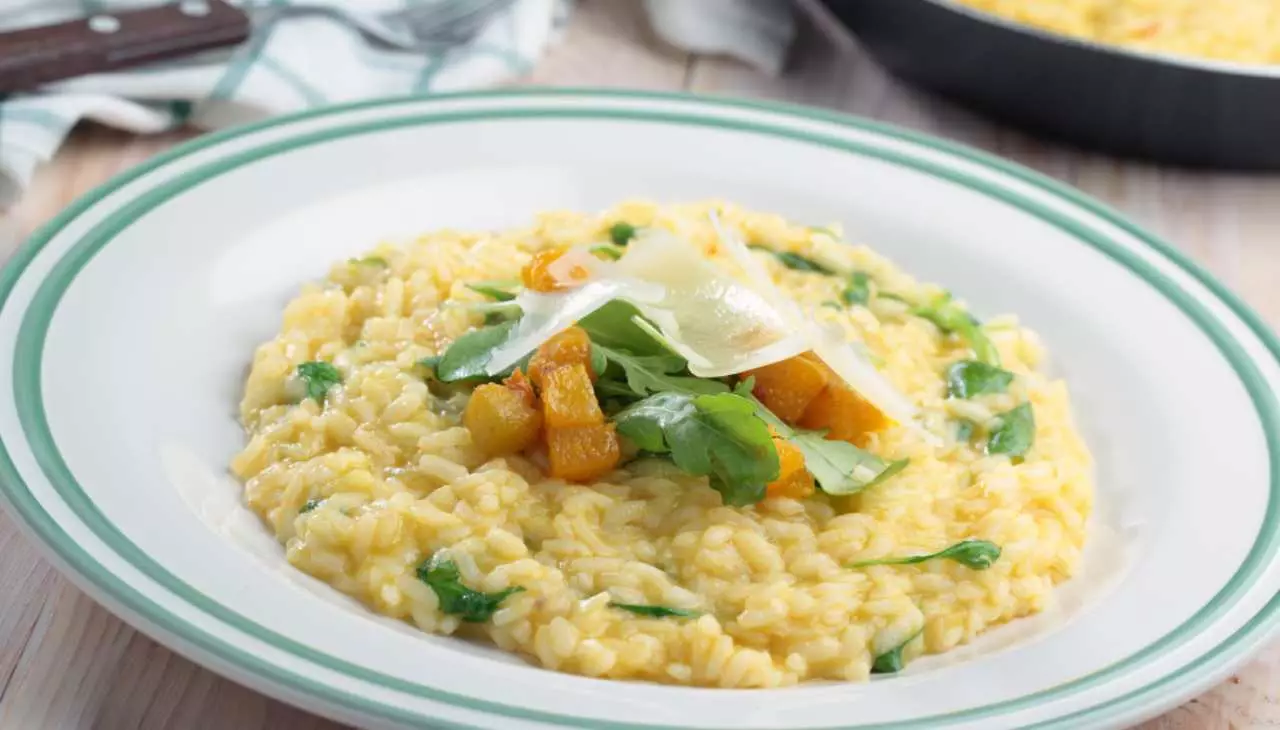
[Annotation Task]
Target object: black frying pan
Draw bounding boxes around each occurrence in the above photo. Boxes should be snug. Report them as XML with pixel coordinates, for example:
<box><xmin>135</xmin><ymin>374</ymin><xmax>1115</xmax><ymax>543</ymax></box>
<box><xmin>819</xmin><ymin>0</ymin><xmax>1280</xmax><ymax>169</ymax></box>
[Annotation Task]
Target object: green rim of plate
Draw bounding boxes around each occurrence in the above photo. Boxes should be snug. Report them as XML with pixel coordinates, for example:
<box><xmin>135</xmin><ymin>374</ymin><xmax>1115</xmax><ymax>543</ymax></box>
<box><xmin>1</xmin><ymin>91</ymin><xmax>1278</xmax><ymax>730</ymax></box>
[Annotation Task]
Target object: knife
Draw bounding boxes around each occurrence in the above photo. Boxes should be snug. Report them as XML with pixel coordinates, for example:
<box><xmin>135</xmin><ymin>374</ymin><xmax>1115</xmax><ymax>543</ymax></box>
<box><xmin>0</xmin><ymin>1</ymin><xmax>251</xmax><ymax>93</ymax></box>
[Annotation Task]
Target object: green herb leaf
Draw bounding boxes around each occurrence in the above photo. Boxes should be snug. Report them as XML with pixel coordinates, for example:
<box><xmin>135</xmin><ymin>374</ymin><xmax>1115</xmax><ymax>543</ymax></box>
<box><xmin>299</xmin><ymin>498</ymin><xmax>323</xmax><ymax>514</ymax></box>
<box><xmin>590</xmin><ymin>345</ymin><xmax>609</xmax><ymax>380</ymax></box>
<box><xmin>609</xmin><ymin>222</ymin><xmax>637</xmax><ymax>246</ymax></box>
<box><xmin>954</xmin><ymin>419</ymin><xmax>976</xmax><ymax>443</ymax></box>
<box><xmin>871</xmin><ymin>627</ymin><xmax>924</xmax><ymax>674</ymax></box>
<box><xmin>614</xmin><ymin>392</ymin><xmax>779</xmax><ymax>506</ymax></box>
<box><xmin>434</xmin><ymin>322</ymin><xmax>516</xmax><ymax>382</ymax></box>
<box><xmin>589</xmin><ymin>244</ymin><xmax>623</xmax><ymax>261</ymax></box>
<box><xmin>851</xmin><ymin>539</ymin><xmax>1002</xmax><ymax>570</ymax></box>
<box><xmin>466</xmin><ymin>282</ymin><xmax>517</xmax><ymax>302</ymax></box>
<box><xmin>841</xmin><ymin>272</ymin><xmax>871</xmax><ymax>306</ymax></box>
<box><xmin>579</xmin><ymin>301</ymin><xmax>668</xmax><ymax>356</ymax></box>
<box><xmin>297</xmin><ymin>361</ymin><xmax>342</xmax><ymax>403</ymax></box>
<box><xmin>914</xmin><ymin>297</ymin><xmax>1000</xmax><ymax>366</ymax></box>
<box><xmin>744</xmin><ymin>396</ymin><xmax>906</xmax><ymax>497</ymax></box>
<box><xmin>945</xmin><ymin>360</ymin><xmax>1013</xmax><ymax>399</ymax></box>
<box><xmin>987</xmin><ymin>403</ymin><xmax>1035</xmax><ymax>458</ymax></box>
<box><xmin>594</xmin><ymin>344</ymin><xmax>729</xmax><ymax>399</ymax></box>
<box><xmin>351</xmin><ymin>255</ymin><xmax>389</xmax><ymax>267</ymax></box>
<box><xmin>748</xmin><ymin>244</ymin><xmax>835</xmax><ymax>274</ymax></box>
<box><xmin>609</xmin><ymin>602</ymin><xmax>701</xmax><ymax>619</ymax></box>
<box><xmin>788</xmin><ymin>433</ymin><xmax>907</xmax><ymax>496</ymax></box>
<box><xmin>417</xmin><ymin>552</ymin><xmax>524</xmax><ymax>623</ymax></box>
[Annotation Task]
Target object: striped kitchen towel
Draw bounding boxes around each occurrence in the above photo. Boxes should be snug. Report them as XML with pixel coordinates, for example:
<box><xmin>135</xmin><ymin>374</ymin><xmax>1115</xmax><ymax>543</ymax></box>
<box><xmin>0</xmin><ymin>0</ymin><xmax>571</xmax><ymax>204</ymax></box>
<box><xmin>0</xmin><ymin>0</ymin><xmax>793</xmax><ymax>206</ymax></box>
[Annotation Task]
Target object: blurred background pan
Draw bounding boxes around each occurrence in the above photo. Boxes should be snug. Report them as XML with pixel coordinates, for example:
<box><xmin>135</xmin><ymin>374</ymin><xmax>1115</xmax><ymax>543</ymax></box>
<box><xmin>818</xmin><ymin>0</ymin><xmax>1280</xmax><ymax>170</ymax></box>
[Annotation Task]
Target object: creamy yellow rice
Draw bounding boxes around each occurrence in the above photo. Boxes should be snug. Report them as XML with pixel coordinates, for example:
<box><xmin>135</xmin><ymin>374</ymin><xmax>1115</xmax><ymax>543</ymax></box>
<box><xmin>955</xmin><ymin>0</ymin><xmax>1280</xmax><ymax>64</ymax></box>
<box><xmin>230</xmin><ymin>201</ymin><xmax>1093</xmax><ymax>687</ymax></box>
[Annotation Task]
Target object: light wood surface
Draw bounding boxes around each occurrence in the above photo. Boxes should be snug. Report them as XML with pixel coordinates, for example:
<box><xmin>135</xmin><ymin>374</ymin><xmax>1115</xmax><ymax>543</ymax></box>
<box><xmin>1</xmin><ymin>1</ymin><xmax>1277</xmax><ymax>728</ymax></box>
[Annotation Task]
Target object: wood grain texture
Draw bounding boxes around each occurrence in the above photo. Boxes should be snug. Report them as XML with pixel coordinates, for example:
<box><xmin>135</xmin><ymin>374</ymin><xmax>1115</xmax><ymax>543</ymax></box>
<box><xmin>0</xmin><ymin>0</ymin><xmax>1275</xmax><ymax>727</ymax></box>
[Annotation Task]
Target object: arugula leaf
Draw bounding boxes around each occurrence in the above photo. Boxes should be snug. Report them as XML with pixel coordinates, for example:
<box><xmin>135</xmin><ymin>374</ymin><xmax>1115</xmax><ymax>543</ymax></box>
<box><xmin>954</xmin><ymin>419</ymin><xmax>976</xmax><ymax>443</ymax></box>
<box><xmin>614</xmin><ymin>392</ymin><xmax>779</xmax><ymax>506</ymax></box>
<box><xmin>945</xmin><ymin>360</ymin><xmax>1013</xmax><ymax>399</ymax></box>
<box><xmin>434</xmin><ymin>322</ymin><xmax>516</xmax><ymax>382</ymax></box>
<box><xmin>871</xmin><ymin>627</ymin><xmax>924</xmax><ymax>674</ymax></box>
<box><xmin>417</xmin><ymin>552</ymin><xmax>524</xmax><ymax>623</ymax></box>
<box><xmin>590</xmin><ymin>345</ymin><xmax>609</xmax><ymax>379</ymax></box>
<box><xmin>609</xmin><ymin>222</ymin><xmax>638</xmax><ymax>246</ymax></box>
<box><xmin>594</xmin><ymin>344</ymin><xmax>729</xmax><ymax>399</ymax></box>
<box><xmin>851</xmin><ymin>539</ymin><xmax>1002</xmax><ymax>570</ymax></box>
<box><xmin>914</xmin><ymin>296</ymin><xmax>1000</xmax><ymax>366</ymax></box>
<box><xmin>748</xmin><ymin>244</ymin><xmax>835</xmax><ymax>274</ymax></box>
<box><xmin>841</xmin><ymin>271</ymin><xmax>871</xmax><ymax>306</ymax></box>
<box><xmin>466</xmin><ymin>281</ymin><xmax>517</xmax><ymax>302</ymax></box>
<box><xmin>987</xmin><ymin>403</ymin><xmax>1035</xmax><ymax>458</ymax></box>
<box><xmin>744</xmin><ymin>395</ymin><xmax>906</xmax><ymax>497</ymax></box>
<box><xmin>589</xmin><ymin>244</ymin><xmax>623</xmax><ymax>261</ymax></box>
<box><xmin>609</xmin><ymin>602</ymin><xmax>701</xmax><ymax>619</ymax></box>
<box><xmin>579</xmin><ymin>301</ymin><xmax>668</xmax><ymax>355</ymax></box>
<box><xmin>299</xmin><ymin>498</ymin><xmax>323</xmax><ymax>514</ymax></box>
<box><xmin>297</xmin><ymin>361</ymin><xmax>342</xmax><ymax>403</ymax></box>
<box><xmin>788</xmin><ymin>433</ymin><xmax>907</xmax><ymax>496</ymax></box>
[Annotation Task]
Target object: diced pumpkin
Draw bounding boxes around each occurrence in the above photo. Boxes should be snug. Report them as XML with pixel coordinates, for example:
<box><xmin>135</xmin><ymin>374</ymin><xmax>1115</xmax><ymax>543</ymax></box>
<box><xmin>542</xmin><ymin>363</ymin><xmax>604</xmax><ymax>428</ymax></box>
<box><xmin>547</xmin><ymin>423</ymin><xmax>621</xmax><ymax>481</ymax></box>
<box><xmin>522</xmin><ymin>248</ymin><xmax>566</xmax><ymax>292</ymax></box>
<box><xmin>529</xmin><ymin>325</ymin><xmax>595</xmax><ymax>388</ymax></box>
<box><xmin>766</xmin><ymin>436</ymin><xmax>814</xmax><ymax>499</ymax></box>
<box><xmin>744</xmin><ymin>353</ymin><xmax>831</xmax><ymax>423</ymax></box>
<box><xmin>463</xmin><ymin>382</ymin><xmax>542</xmax><ymax>457</ymax></box>
<box><xmin>521</xmin><ymin>247</ymin><xmax>590</xmax><ymax>293</ymax></box>
<box><xmin>798</xmin><ymin>381</ymin><xmax>889</xmax><ymax>447</ymax></box>
<box><xmin>503</xmin><ymin>368</ymin><xmax>537</xmax><ymax>406</ymax></box>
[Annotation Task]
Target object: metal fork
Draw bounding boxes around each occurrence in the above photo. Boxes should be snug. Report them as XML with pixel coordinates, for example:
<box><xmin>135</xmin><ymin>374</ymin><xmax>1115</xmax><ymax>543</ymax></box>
<box><xmin>258</xmin><ymin>0</ymin><xmax>516</xmax><ymax>53</ymax></box>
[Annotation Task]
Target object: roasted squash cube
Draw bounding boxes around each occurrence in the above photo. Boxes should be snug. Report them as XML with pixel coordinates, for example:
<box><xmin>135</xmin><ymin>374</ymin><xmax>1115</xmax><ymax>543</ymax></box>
<box><xmin>547</xmin><ymin>423</ymin><xmax>621</xmax><ymax>481</ymax></box>
<box><xmin>766</xmin><ymin>436</ymin><xmax>814</xmax><ymax>499</ymax></box>
<box><xmin>503</xmin><ymin>368</ymin><xmax>537</xmax><ymax>406</ymax></box>
<box><xmin>463</xmin><ymin>382</ymin><xmax>542</xmax><ymax>457</ymax></box>
<box><xmin>521</xmin><ymin>248</ymin><xmax>590</xmax><ymax>293</ymax></box>
<box><xmin>542</xmin><ymin>363</ymin><xmax>604</xmax><ymax>428</ymax></box>
<box><xmin>798</xmin><ymin>382</ymin><xmax>889</xmax><ymax>447</ymax></box>
<box><xmin>744</xmin><ymin>354</ymin><xmax>831</xmax><ymax>423</ymax></box>
<box><xmin>529</xmin><ymin>326</ymin><xmax>595</xmax><ymax>388</ymax></box>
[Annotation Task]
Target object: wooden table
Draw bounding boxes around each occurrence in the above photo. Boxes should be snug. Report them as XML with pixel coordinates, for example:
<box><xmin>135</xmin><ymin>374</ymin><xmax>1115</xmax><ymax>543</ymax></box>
<box><xmin>1</xmin><ymin>1</ymin><xmax>1277</xmax><ymax>727</ymax></box>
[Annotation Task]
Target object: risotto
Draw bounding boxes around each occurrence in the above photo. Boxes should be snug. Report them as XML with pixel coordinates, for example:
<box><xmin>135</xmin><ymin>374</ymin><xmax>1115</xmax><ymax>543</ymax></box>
<box><xmin>954</xmin><ymin>0</ymin><xmax>1280</xmax><ymax>64</ymax></box>
<box><xmin>231</xmin><ymin>201</ymin><xmax>1093</xmax><ymax>687</ymax></box>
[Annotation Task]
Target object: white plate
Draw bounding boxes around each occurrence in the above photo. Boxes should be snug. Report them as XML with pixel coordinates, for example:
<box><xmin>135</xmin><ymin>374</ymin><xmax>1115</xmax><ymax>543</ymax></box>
<box><xmin>0</xmin><ymin>90</ymin><xmax>1277</xmax><ymax>730</ymax></box>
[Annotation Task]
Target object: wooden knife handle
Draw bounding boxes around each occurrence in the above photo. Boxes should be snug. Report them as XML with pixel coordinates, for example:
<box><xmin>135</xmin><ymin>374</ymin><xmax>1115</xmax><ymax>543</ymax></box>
<box><xmin>0</xmin><ymin>0</ymin><xmax>250</xmax><ymax>92</ymax></box>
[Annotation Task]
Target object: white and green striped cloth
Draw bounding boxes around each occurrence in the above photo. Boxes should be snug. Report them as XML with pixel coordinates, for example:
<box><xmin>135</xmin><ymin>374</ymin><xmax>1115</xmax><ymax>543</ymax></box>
<box><xmin>0</xmin><ymin>0</ymin><xmax>793</xmax><ymax>205</ymax></box>
<box><xmin>0</xmin><ymin>0</ymin><xmax>571</xmax><ymax>203</ymax></box>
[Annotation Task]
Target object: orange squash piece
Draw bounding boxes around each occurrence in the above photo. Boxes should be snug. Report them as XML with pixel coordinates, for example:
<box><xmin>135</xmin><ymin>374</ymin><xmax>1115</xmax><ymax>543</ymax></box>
<box><xmin>547</xmin><ymin>423</ymin><xmax>621</xmax><ymax>481</ymax></box>
<box><xmin>529</xmin><ymin>326</ymin><xmax>595</xmax><ymax>388</ymax></box>
<box><xmin>542</xmin><ymin>363</ymin><xmax>604</xmax><ymax>429</ymax></box>
<box><xmin>463</xmin><ymin>380</ymin><xmax>543</xmax><ymax>457</ymax></box>
<box><xmin>766</xmin><ymin>436</ymin><xmax>814</xmax><ymax>499</ymax></box>
<box><xmin>798</xmin><ymin>381</ymin><xmax>889</xmax><ymax>447</ymax></box>
<box><xmin>522</xmin><ymin>248</ymin><xmax>590</xmax><ymax>293</ymax></box>
<box><xmin>744</xmin><ymin>354</ymin><xmax>831</xmax><ymax>423</ymax></box>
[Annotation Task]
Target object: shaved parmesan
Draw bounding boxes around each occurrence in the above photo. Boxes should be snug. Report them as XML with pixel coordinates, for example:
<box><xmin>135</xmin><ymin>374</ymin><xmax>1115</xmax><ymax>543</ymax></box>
<box><xmin>709</xmin><ymin>212</ymin><xmax>921</xmax><ymax>429</ymax></box>
<box><xmin>612</xmin><ymin>230</ymin><xmax>808</xmax><ymax>377</ymax></box>
<box><xmin>484</xmin><ymin>278</ymin><xmax>665</xmax><ymax>375</ymax></box>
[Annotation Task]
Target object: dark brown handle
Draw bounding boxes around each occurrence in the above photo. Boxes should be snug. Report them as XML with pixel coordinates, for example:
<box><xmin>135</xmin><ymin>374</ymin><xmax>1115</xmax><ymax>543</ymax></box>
<box><xmin>0</xmin><ymin>0</ymin><xmax>251</xmax><ymax>92</ymax></box>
